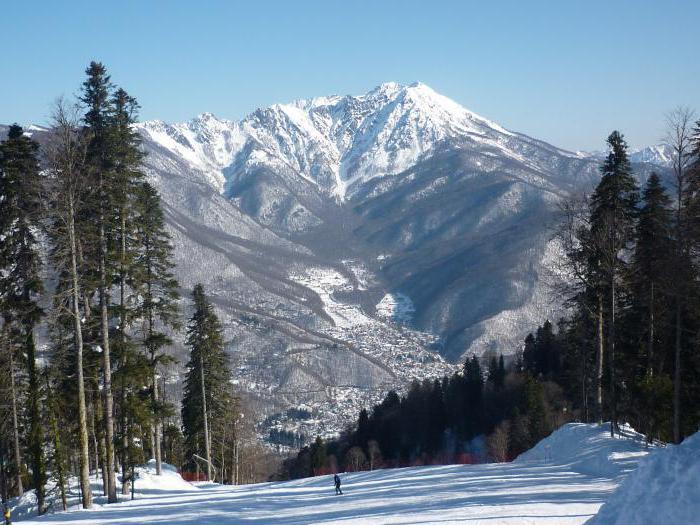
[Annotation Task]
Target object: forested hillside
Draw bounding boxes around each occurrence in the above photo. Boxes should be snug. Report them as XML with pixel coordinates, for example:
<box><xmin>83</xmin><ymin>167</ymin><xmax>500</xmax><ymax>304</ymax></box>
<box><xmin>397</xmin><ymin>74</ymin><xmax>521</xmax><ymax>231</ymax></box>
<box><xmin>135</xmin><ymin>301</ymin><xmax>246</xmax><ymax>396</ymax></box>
<box><xmin>284</xmin><ymin>122</ymin><xmax>700</xmax><ymax>477</ymax></box>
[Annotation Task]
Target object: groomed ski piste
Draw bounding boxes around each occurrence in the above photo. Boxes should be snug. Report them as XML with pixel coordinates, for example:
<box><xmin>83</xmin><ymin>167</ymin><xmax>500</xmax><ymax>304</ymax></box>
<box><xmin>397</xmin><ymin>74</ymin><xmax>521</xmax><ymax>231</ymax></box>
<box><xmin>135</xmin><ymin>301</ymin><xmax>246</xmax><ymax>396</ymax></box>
<box><xmin>10</xmin><ymin>423</ymin><xmax>700</xmax><ymax>524</ymax></box>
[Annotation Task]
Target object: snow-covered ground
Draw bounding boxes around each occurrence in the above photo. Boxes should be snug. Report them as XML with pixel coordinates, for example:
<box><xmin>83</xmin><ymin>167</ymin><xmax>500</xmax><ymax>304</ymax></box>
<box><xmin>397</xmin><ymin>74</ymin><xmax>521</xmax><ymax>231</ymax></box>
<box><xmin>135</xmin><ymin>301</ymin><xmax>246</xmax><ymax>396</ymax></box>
<box><xmin>589</xmin><ymin>429</ymin><xmax>700</xmax><ymax>525</ymax></box>
<box><xmin>13</xmin><ymin>423</ymin><xmax>690</xmax><ymax>524</ymax></box>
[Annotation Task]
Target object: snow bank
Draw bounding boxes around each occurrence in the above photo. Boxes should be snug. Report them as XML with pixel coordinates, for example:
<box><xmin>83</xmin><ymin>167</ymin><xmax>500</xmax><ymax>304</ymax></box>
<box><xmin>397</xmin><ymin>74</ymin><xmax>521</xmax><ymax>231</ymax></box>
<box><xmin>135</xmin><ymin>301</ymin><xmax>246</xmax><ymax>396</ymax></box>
<box><xmin>134</xmin><ymin>460</ymin><xmax>195</xmax><ymax>492</ymax></box>
<box><xmin>588</xmin><ymin>431</ymin><xmax>700</xmax><ymax>525</ymax></box>
<box><xmin>8</xmin><ymin>461</ymin><xmax>194</xmax><ymax>521</ymax></box>
<box><xmin>516</xmin><ymin>422</ymin><xmax>652</xmax><ymax>477</ymax></box>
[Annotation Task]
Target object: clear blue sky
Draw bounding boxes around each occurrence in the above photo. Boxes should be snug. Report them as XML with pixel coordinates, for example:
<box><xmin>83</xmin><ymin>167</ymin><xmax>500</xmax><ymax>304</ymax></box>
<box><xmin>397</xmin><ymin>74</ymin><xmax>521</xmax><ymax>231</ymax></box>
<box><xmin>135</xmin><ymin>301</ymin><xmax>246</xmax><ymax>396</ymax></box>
<box><xmin>2</xmin><ymin>0</ymin><xmax>698</xmax><ymax>151</ymax></box>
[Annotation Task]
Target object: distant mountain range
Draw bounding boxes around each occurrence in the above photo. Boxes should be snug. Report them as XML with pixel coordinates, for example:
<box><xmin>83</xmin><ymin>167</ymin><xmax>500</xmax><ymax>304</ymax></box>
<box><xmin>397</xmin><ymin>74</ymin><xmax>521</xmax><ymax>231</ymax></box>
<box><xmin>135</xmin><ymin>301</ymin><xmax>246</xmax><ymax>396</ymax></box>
<box><xmin>2</xmin><ymin>84</ymin><xmax>668</xmax><ymax>440</ymax></box>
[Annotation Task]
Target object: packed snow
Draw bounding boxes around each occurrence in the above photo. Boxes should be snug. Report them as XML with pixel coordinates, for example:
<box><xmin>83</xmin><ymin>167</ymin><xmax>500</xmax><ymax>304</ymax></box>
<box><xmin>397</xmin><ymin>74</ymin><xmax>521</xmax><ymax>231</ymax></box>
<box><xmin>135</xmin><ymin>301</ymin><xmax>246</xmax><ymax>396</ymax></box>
<box><xmin>13</xmin><ymin>423</ymin><xmax>673</xmax><ymax>524</ymax></box>
<box><xmin>515</xmin><ymin>422</ymin><xmax>653</xmax><ymax>478</ymax></box>
<box><xmin>589</xmin><ymin>430</ymin><xmax>700</xmax><ymax>525</ymax></box>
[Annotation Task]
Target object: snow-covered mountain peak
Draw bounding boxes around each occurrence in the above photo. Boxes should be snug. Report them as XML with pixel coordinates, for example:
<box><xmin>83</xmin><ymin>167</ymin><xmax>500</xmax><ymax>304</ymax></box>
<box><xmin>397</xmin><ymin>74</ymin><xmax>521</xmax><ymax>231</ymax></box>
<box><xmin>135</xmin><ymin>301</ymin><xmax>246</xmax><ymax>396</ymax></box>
<box><xmin>630</xmin><ymin>143</ymin><xmax>674</xmax><ymax>167</ymax></box>
<box><xmin>137</xmin><ymin>82</ymin><xmax>540</xmax><ymax>200</ymax></box>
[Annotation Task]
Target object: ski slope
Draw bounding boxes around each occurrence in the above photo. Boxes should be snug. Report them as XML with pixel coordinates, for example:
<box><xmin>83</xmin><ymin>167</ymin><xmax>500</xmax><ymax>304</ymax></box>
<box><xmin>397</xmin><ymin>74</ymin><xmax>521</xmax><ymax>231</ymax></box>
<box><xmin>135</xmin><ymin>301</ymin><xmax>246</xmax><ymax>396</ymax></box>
<box><xmin>13</xmin><ymin>424</ymin><xmax>668</xmax><ymax>524</ymax></box>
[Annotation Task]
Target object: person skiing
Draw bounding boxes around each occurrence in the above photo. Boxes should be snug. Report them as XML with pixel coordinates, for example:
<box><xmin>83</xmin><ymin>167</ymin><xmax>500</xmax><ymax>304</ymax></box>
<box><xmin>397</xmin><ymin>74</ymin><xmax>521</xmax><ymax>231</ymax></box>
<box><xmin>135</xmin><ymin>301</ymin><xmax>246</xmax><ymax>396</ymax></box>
<box><xmin>334</xmin><ymin>474</ymin><xmax>343</xmax><ymax>495</ymax></box>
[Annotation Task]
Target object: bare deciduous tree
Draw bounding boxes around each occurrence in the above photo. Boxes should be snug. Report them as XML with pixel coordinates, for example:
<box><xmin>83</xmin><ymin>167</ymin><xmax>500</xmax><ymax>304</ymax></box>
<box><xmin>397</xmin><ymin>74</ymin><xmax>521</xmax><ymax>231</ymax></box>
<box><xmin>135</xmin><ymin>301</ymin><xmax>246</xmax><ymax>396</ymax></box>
<box><xmin>345</xmin><ymin>446</ymin><xmax>366</xmax><ymax>472</ymax></box>
<box><xmin>45</xmin><ymin>99</ymin><xmax>93</xmax><ymax>508</ymax></box>
<box><xmin>367</xmin><ymin>440</ymin><xmax>381</xmax><ymax>471</ymax></box>
<box><xmin>487</xmin><ymin>420</ymin><xmax>511</xmax><ymax>462</ymax></box>
<box><xmin>664</xmin><ymin>106</ymin><xmax>696</xmax><ymax>444</ymax></box>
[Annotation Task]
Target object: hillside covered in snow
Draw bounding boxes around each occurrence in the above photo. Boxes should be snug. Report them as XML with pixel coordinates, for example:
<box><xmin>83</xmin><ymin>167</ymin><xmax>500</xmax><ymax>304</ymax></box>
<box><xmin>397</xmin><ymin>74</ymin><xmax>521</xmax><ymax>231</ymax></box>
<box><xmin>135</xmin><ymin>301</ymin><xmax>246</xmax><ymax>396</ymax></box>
<box><xmin>13</xmin><ymin>423</ymin><xmax>694</xmax><ymax>524</ymax></box>
<box><xmin>6</xmin><ymin>83</ymin><xmax>667</xmax><ymax>443</ymax></box>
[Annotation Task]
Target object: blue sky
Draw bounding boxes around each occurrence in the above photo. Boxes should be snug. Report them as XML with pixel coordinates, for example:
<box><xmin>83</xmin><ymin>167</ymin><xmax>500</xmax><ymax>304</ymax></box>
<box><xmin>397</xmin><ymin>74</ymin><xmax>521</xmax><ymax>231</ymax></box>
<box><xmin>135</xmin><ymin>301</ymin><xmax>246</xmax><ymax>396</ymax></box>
<box><xmin>2</xmin><ymin>0</ymin><xmax>698</xmax><ymax>150</ymax></box>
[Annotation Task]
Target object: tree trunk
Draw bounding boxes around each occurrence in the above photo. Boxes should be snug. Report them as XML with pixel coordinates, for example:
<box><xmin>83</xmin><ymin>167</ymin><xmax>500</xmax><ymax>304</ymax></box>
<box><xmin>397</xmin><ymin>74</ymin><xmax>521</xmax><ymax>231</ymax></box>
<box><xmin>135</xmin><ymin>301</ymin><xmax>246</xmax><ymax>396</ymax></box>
<box><xmin>581</xmin><ymin>337</ymin><xmax>589</xmax><ymax>422</ymax></box>
<box><xmin>69</xmin><ymin>195</ymin><xmax>93</xmax><ymax>508</ymax></box>
<box><xmin>200</xmin><ymin>355</ymin><xmax>212</xmax><ymax>481</ymax></box>
<box><xmin>119</xmin><ymin>211</ymin><xmax>131</xmax><ymax>494</ymax></box>
<box><xmin>595</xmin><ymin>293</ymin><xmax>605</xmax><ymax>424</ymax></box>
<box><xmin>220</xmin><ymin>424</ymin><xmax>226</xmax><ymax>484</ymax></box>
<box><xmin>647</xmin><ymin>283</ymin><xmax>655</xmax><ymax>377</ymax></box>
<box><xmin>99</xmin><ymin>434</ymin><xmax>108</xmax><ymax>497</ymax></box>
<box><xmin>47</xmin><ymin>380</ymin><xmax>68</xmax><ymax>512</ymax></box>
<box><xmin>89</xmin><ymin>390</ymin><xmax>99</xmax><ymax>477</ymax></box>
<box><xmin>99</xmin><ymin>206</ymin><xmax>117</xmax><ymax>502</ymax></box>
<box><xmin>25</xmin><ymin>326</ymin><xmax>45</xmax><ymax>514</ymax></box>
<box><xmin>8</xmin><ymin>351</ymin><xmax>24</xmax><ymax>497</ymax></box>
<box><xmin>153</xmin><ymin>372</ymin><xmax>162</xmax><ymax>476</ymax></box>
<box><xmin>120</xmin><ymin>400</ymin><xmax>129</xmax><ymax>495</ymax></box>
<box><xmin>609</xmin><ymin>273</ymin><xmax>616</xmax><ymax>438</ymax></box>
<box><xmin>673</xmin><ymin>300</ymin><xmax>682</xmax><ymax>443</ymax></box>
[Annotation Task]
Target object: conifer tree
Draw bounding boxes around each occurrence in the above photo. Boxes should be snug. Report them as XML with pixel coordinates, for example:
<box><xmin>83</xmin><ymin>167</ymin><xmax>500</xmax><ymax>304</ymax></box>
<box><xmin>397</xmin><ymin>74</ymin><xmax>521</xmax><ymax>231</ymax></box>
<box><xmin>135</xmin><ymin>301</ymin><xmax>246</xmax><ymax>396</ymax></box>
<box><xmin>487</xmin><ymin>354</ymin><xmax>506</xmax><ymax>389</ymax></box>
<box><xmin>132</xmin><ymin>181</ymin><xmax>180</xmax><ymax>475</ymax></box>
<box><xmin>0</xmin><ymin>125</ymin><xmax>46</xmax><ymax>513</ymax></box>
<box><xmin>80</xmin><ymin>61</ymin><xmax>119</xmax><ymax>502</ymax></box>
<box><xmin>462</xmin><ymin>356</ymin><xmax>484</xmax><ymax>437</ymax></box>
<box><xmin>628</xmin><ymin>173</ymin><xmax>673</xmax><ymax>378</ymax></box>
<box><xmin>182</xmin><ymin>284</ymin><xmax>230</xmax><ymax>480</ymax></box>
<box><xmin>108</xmin><ymin>87</ymin><xmax>146</xmax><ymax>490</ymax></box>
<box><xmin>589</xmin><ymin>131</ymin><xmax>638</xmax><ymax>434</ymax></box>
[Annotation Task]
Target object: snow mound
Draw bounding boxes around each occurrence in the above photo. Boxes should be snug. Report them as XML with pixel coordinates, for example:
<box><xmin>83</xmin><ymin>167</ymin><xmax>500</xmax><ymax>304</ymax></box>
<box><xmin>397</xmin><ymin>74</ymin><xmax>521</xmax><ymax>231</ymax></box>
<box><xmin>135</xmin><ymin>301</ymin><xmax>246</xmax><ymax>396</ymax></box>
<box><xmin>134</xmin><ymin>460</ymin><xmax>195</xmax><ymax>492</ymax></box>
<box><xmin>7</xmin><ymin>461</ymin><xmax>194</xmax><ymax>521</ymax></box>
<box><xmin>516</xmin><ymin>422</ymin><xmax>653</xmax><ymax>477</ymax></box>
<box><xmin>588</xmin><ymin>431</ymin><xmax>700</xmax><ymax>524</ymax></box>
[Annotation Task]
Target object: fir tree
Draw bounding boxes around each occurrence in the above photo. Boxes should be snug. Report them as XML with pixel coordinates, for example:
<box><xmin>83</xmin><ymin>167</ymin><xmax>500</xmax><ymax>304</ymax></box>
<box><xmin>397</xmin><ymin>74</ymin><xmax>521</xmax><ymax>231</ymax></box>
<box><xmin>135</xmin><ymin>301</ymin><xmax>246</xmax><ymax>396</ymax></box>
<box><xmin>0</xmin><ymin>125</ymin><xmax>46</xmax><ymax>513</ymax></box>
<box><xmin>487</xmin><ymin>354</ymin><xmax>506</xmax><ymax>390</ymax></box>
<box><xmin>589</xmin><ymin>131</ymin><xmax>638</xmax><ymax>435</ymax></box>
<box><xmin>80</xmin><ymin>61</ymin><xmax>119</xmax><ymax>502</ymax></box>
<box><xmin>628</xmin><ymin>173</ymin><xmax>673</xmax><ymax>377</ymax></box>
<box><xmin>310</xmin><ymin>437</ymin><xmax>327</xmax><ymax>475</ymax></box>
<box><xmin>463</xmin><ymin>356</ymin><xmax>484</xmax><ymax>438</ymax></box>
<box><xmin>522</xmin><ymin>333</ymin><xmax>537</xmax><ymax>376</ymax></box>
<box><xmin>181</xmin><ymin>284</ymin><xmax>231</xmax><ymax>480</ymax></box>
<box><xmin>107</xmin><ymin>87</ymin><xmax>147</xmax><ymax>490</ymax></box>
<box><xmin>132</xmin><ymin>181</ymin><xmax>180</xmax><ymax>476</ymax></box>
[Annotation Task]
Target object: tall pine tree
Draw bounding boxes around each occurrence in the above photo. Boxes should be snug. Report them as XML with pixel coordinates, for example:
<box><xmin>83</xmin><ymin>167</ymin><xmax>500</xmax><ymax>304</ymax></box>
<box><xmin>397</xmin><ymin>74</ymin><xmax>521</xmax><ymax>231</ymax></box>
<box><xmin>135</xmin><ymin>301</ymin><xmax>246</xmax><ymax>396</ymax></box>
<box><xmin>181</xmin><ymin>284</ymin><xmax>231</xmax><ymax>481</ymax></box>
<box><xmin>80</xmin><ymin>61</ymin><xmax>119</xmax><ymax>502</ymax></box>
<box><xmin>132</xmin><ymin>181</ymin><xmax>180</xmax><ymax>475</ymax></box>
<box><xmin>589</xmin><ymin>131</ymin><xmax>638</xmax><ymax>435</ymax></box>
<box><xmin>0</xmin><ymin>125</ymin><xmax>47</xmax><ymax>513</ymax></box>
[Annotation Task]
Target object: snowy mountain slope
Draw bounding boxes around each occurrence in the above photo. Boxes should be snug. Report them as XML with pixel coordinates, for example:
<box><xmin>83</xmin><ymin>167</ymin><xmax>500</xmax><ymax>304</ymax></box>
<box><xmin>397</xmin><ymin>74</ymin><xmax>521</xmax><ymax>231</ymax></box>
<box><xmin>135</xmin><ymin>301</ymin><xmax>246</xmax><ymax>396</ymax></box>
<box><xmin>140</xmin><ymin>137</ymin><xmax>456</xmax><ymax>440</ymax></box>
<box><xmin>0</xmin><ymin>121</ymin><xmax>454</xmax><ymax>443</ymax></box>
<box><xmin>629</xmin><ymin>143</ymin><xmax>674</xmax><ymax>167</ymax></box>
<box><xmin>136</xmin><ymin>82</ymin><xmax>608</xmax><ymax>364</ymax></box>
<box><xmin>4</xmin><ymin>84</ymin><xmax>671</xmax><ymax>441</ymax></box>
<box><xmin>14</xmin><ymin>423</ymin><xmax>656</xmax><ymax>524</ymax></box>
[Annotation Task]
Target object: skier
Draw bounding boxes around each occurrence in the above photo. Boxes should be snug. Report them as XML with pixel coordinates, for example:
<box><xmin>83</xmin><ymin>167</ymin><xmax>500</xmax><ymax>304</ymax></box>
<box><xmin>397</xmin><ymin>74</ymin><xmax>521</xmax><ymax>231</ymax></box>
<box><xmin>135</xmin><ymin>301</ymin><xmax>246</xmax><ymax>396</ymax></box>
<box><xmin>334</xmin><ymin>474</ymin><xmax>343</xmax><ymax>495</ymax></box>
